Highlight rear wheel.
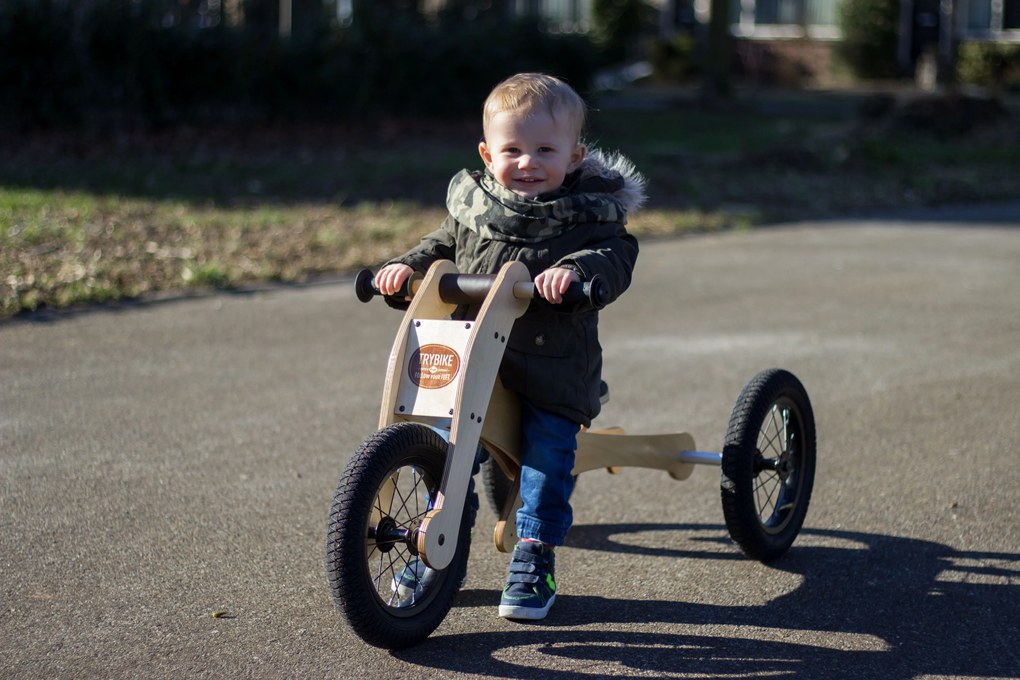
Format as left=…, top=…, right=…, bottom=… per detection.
left=325, top=422, right=471, bottom=649
left=721, top=369, right=816, bottom=562
left=480, top=454, right=514, bottom=516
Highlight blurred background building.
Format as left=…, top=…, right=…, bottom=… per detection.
left=3, top=0, right=1017, bottom=130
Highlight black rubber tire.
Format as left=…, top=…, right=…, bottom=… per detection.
left=325, top=422, right=471, bottom=649
left=480, top=454, right=515, bottom=516
left=721, top=369, right=816, bottom=562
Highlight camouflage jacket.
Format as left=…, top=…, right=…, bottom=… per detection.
left=388, top=149, right=644, bottom=426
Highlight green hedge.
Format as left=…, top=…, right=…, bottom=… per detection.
left=835, top=0, right=900, bottom=79
left=0, top=0, right=602, bottom=130
left=958, top=42, right=1020, bottom=91
left=648, top=34, right=700, bottom=83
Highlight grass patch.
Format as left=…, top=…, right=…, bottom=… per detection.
left=0, top=190, right=443, bottom=316
left=2, top=88, right=1018, bottom=317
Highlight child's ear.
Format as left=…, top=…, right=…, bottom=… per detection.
left=569, top=144, right=586, bottom=172
left=478, top=141, right=493, bottom=169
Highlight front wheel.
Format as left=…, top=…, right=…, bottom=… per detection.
left=721, top=369, right=816, bottom=562
left=325, top=422, right=471, bottom=649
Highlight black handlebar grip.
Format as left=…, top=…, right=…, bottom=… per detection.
left=354, top=269, right=376, bottom=303
left=580, top=275, right=608, bottom=310
left=354, top=269, right=421, bottom=303
left=559, top=275, right=607, bottom=310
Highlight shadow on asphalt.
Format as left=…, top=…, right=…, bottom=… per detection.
left=394, top=524, right=1019, bottom=679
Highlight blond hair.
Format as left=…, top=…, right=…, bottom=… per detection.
left=482, top=73, right=587, bottom=143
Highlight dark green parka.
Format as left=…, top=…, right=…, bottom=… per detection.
left=387, top=149, right=644, bottom=426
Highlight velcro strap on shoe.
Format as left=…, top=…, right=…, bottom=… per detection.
left=508, top=558, right=544, bottom=573
left=511, top=546, right=550, bottom=563
left=506, top=572, right=543, bottom=586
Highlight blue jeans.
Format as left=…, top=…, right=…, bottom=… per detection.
left=516, top=399, right=580, bottom=546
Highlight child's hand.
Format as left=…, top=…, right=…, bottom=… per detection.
left=375, top=264, right=414, bottom=297
left=534, top=267, right=580, bottom=304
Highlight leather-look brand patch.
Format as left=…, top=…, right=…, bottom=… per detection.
left=408, top=344, right=461, bottom=389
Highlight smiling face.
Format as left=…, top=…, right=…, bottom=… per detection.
left=478, top=109, right=586, bottom=200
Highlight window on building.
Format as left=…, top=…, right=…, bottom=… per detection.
left=515, top=0, right=590, bottom=31
left=732, top=0, right=843, bottom=37
left=1004, top=0, right=1020, bottom=29
left=959, top=0, right=1020, bottom=36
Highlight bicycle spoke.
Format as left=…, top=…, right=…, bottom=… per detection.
left=365, top=461, right=440, bottom=612
left=754, top=471, right=782, bottom=520
left=758, top=405, right=787, bottom=457
left=754, top=403, right=801, bottom=526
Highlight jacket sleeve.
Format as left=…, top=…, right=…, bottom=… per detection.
left=555, top=222, right=639, bottom=308
left=385, top=214, right=459, bottom=273
left=379, top=215, right=458, bottom=310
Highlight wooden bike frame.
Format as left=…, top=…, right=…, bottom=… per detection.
left=374, top=260, right=722, bottom=570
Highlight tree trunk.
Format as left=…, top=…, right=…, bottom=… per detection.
left=703, top=0, right=732, bottom=101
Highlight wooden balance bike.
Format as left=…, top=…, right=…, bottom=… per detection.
left=326, top=260, right=817, bottom=649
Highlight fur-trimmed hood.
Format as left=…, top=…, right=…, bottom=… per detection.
left=573, top=147, right=647, bottom=214
left=445, top=147, right=645, bottom=244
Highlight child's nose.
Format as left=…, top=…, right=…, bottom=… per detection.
left=518, top=154, right=537, bottom=169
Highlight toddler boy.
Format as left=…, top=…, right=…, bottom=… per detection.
left=376, top=72, right=644, bottom=620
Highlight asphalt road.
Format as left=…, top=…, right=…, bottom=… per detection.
left=2, top=207, right=1019, bottom=679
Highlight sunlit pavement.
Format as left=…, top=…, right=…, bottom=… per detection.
left=2, top=204, right=1018, bottom=679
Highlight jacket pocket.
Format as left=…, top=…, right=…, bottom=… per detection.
left=503, top=312, right=585, bottom=407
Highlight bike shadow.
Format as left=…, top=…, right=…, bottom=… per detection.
left=393, top=523, right=1020, bottom=679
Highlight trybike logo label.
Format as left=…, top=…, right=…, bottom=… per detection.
left=408, top=344, right=461, bottom=389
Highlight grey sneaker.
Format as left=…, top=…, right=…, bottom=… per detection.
left=391, top=558, right=434, bottom=604
left=391, top=551, right=471, bottom=606
left=392, top=451, right=481, bottom=606
left=498, top=540, right=556, bottom=620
